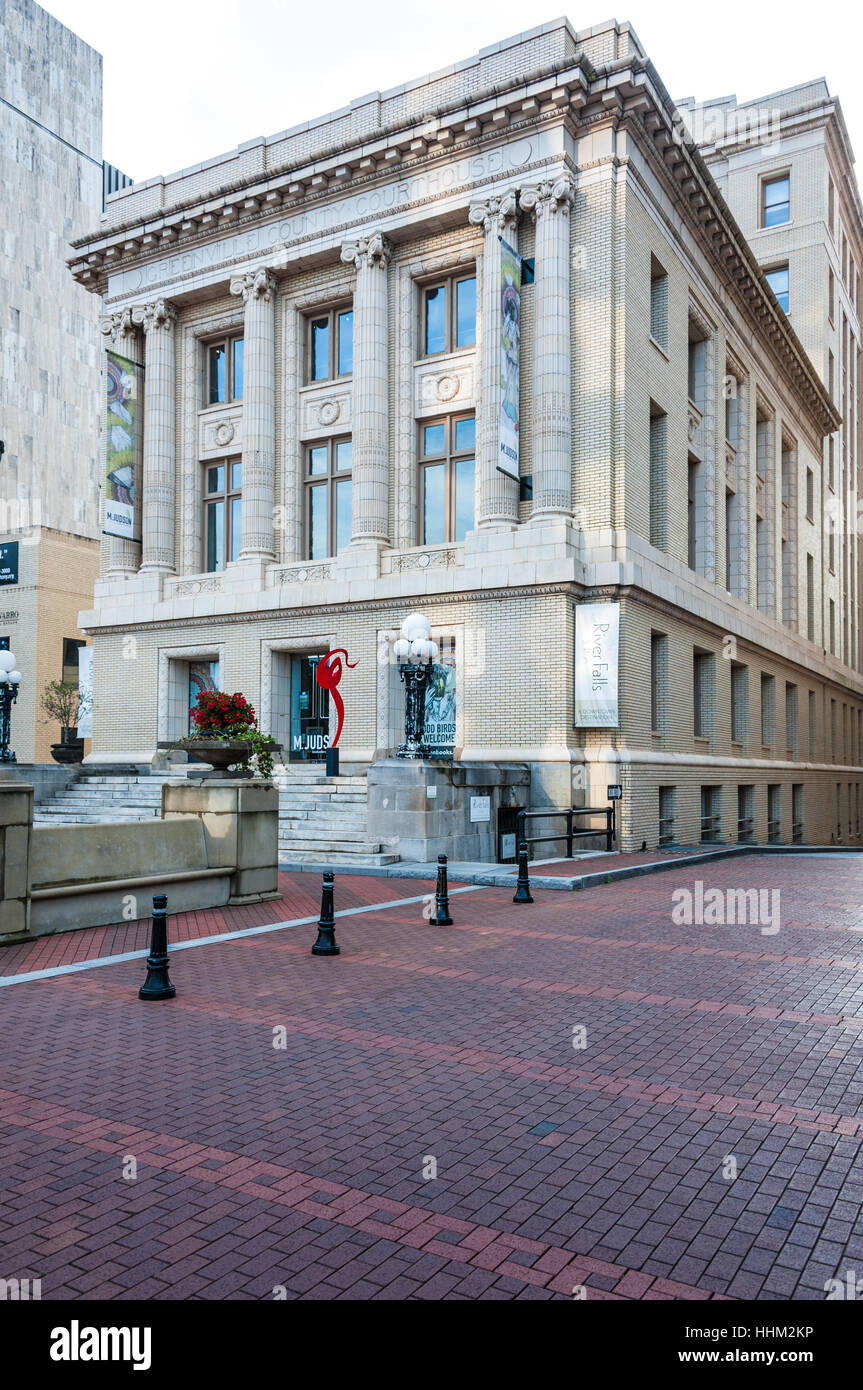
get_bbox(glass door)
[289,655,329,761]
[188,659,220,734]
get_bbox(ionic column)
[132,299,177,574]
[468,190,519,526]
[229,266,277,559]
[100,307,141,575]
[340,232,391,545]
[519,176,574,518]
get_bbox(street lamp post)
[394,613,439,760]
[0,649,22,763]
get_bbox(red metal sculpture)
[315,648,357,749]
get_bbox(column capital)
[132,299,178,334]
[519,175,575,219]
[340,231,391,272]
[468,189,518,234]
[100,307,136,343]
[229,265,278,303]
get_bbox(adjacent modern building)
[0,0,122,761]
[69,16,863,852]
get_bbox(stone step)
[278,812,368,827]
[277,835,384,853]
[278,849,400,867]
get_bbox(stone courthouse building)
[70,16,863,852]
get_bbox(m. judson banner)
[103,350,140,541]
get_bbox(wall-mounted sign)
[0,542,19,586]
[607,784,622,801]
[470,795,491,823]
[104,350,141,542]
[499,237,521,473]
[574,602,620,728]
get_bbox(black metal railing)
[516,805,616,857]
[737,815,754,843]
[658,814,675,847]
[701,812,722,842]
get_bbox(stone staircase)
[274,765,399,867]
[32,763,400,868]
[33,770,179,824]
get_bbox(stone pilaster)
[340,232,391,546]
[229,266,277,559]
[100,308,142,576]
[132,299,178,575]
[519,176,574,518]
[468,191,518,527]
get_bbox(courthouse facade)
[70,17,863,850]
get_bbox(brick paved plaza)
[2,853,863,1301]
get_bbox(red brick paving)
[1,851,863,1300]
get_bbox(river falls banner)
[499,237,521,473]
[574,603,620,727]
[104,350,141,542]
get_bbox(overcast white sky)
[44,0,863,182]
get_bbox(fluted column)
[519,175,574,518]
[100,307,141,576]
[132,299,177,574]
[340,232,391,545]
[468,190,519,526]
[229,266,277,559]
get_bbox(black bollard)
[312,871,340,955]
[512,840,534,904]
[428,854,453,926]
[139,893,176,999]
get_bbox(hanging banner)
[574,603,620,727]
[423,648,456,757]
[104,350,141,541]
[77,646,93,739]
[499,237,521,473]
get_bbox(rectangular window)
[307,306,353,383]
[687,460,699,570]
[830,598,836,655]
[737,785,755,843]
[765,265,789,313]
[828,267,835,324]
[701,785,721,843]
[650,632,667,734]
[418,414,475,543]
[207,334,244,404]
[305,437,352,558]
[658,786,675,847]
[693,649,714,739]
[731,662,749,745]
[762,174,790,227]
[809,689,817,758]
[649,406,667,549]
[806,468,814,521]
[650,255,668,348]
[422,273,477,356]
[807,553,815,641]
[62,637,85,686]
[785,682,798,758]
[767,784,782,843]
[761,673,775,749]
[203,459,242,571]
[792,784,804,844]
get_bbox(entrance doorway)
[289,654,329,761]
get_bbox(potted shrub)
[160,690,280,779]
[41,680,85,764]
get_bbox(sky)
[44,0,863,183]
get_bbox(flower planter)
[50,726,84,764]
[158,739,281,778]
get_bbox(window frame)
[202,457,243,572]
[305,304,354,385]
[419,271,477,359]
[205,333,244,406]
[764,263,790,313]
[761,172,790,228]
[417,413,476,545]
[304,435,353,560]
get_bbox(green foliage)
[40,680,79,729]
